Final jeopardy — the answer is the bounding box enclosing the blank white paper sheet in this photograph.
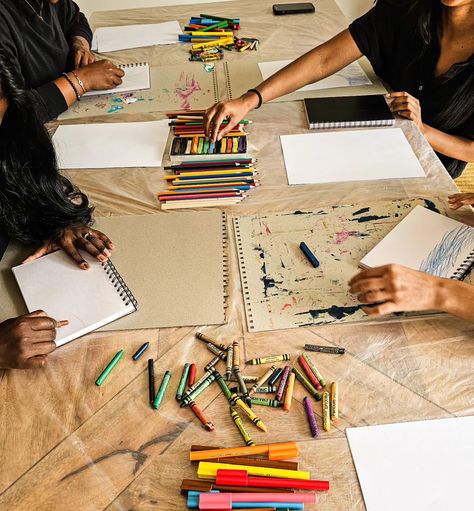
[53,120,170,169]
[92,21,181,52]
[83,63,150,96]
[280,128,425,185]
[346,417,474,511]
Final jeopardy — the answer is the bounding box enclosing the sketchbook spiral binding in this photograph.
[222,212,229,318]
[118,62,148,69]
[102,259,138,309]
[309,119,395,129]
[451,249,474,281]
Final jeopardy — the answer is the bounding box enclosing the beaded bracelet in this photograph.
[247,88,263,109]
[70,70,86,95]
[62,72,81,101]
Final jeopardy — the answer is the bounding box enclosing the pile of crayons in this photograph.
[182,442,330,509]
[174,333,342,444]
[158,112,258,209]
[179,14,258,62]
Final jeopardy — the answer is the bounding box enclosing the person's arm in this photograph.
[349,264,474,322]
[205,29,362,141]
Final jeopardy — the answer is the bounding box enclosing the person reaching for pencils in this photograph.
[204,0,473,179]
[0,50,114,368]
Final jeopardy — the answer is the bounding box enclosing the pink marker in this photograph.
[199,492,317,510]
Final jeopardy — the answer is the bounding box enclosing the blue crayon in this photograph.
[132,342,149,360]
[268,367,284,386]
[300,241,320,268]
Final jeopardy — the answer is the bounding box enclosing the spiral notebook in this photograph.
[83,62,150,97]
[360,206,474,280]
[11,251,137,347]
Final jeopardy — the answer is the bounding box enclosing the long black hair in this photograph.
[0,50,92,244]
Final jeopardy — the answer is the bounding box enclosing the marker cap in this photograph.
[216,469,248,486]
[199,493,231,510]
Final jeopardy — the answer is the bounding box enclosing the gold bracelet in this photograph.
[70,70,86,94]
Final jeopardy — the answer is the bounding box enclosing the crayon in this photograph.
[330,382,338,421]
[299,241,320,268]
[232,386,276,394]
[189,400,215,431]
[249,366,277,396]
[205,355,221,372]
[148,358,155,406]
[176,363,191,401]
[303,397,319,438]
[206,342,227,361]
[196,332,227,351]
[291,368,322,401]
[230,393,267,432]
[131,342,149,361]
[323,391,331,432]
[275,366,290,402]
[246,354,291,366]
[181,371,217,407]
[283,373,295,412]
[268,368,284,386]
[153,371,171,410]
[182,369,214,399]
[95,350,124,386]
[302,354,326,387]
[230,407,255,446]
[233,340,250,406]
[214,369,234,403]
[304,344,345,355]
[226,345,234,381]
[297,355,322,391]
[188,363,197,387]
[229,375,259,384]
[250,397,282,408]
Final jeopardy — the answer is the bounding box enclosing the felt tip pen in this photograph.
[132,342,149,361]
[95,350,124,386]
[299,242,320,268]
[148,359,156,407]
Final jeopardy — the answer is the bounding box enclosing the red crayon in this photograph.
[188,363,197,387]
[189,400,215,432]
[297,355,322,390]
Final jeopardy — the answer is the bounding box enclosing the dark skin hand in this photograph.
[23,224,115,270]
[0,311,67,369]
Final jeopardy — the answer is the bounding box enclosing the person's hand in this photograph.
[448,193,474,210]
[71,36,96,68]
[0,311,66,369]
[75,60,125,92]
[349,264,444,315]
[204,93,257,142]
[387,91,424,132]
[23,224,114,270]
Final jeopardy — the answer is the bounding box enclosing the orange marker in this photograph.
[189,442,298,462]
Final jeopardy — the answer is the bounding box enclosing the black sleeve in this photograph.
[55,0,93,46]
[0,226,9,261]
[0,20,67,122]
[349,0,405,78]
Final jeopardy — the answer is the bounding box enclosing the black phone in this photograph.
[273,3,315,15]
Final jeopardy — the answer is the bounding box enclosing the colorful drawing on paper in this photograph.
[175,72,202,110]
[234,198,447,332]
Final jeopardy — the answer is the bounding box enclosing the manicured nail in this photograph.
[57,320,69,328]
[103,249,111,257]
[98,255,107,262]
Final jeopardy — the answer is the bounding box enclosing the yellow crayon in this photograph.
[323,391,331,432]
[249,365,277,396]
[283,372,295,412]
[190,31,234,37]
[331,382,338,420]
[231,393,267,432]
[247,354,291,365]
[192,37,233,50]
[230,407,255,446]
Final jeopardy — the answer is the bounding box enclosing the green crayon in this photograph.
[302,353,326,387]
[95,350,124,386]
[153,371,172,409]
[182,369,214,399]
[176,363,191,401]
[205,356,221,372]
[180,371,217,407]
[292,367,322,401]
[250,397,282,408]
[246,354,291,365]
[206,343,227,361]
[230,407,255,446]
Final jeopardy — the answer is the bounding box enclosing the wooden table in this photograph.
[1,1,473,510]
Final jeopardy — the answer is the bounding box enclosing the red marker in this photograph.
[188,363,197,387]
[216,469,329,492]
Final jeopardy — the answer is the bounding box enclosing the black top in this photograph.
[0,227,8,261]
[349,1,474,179]
[0,0,92,122]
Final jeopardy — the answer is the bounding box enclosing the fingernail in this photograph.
[109,243,115,249]
[57,320,69,328]
[103,249,111,257]
[81,262,90,270]
[98,255,107,262]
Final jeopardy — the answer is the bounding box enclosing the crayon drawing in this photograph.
[175,72,202,110]
[234,198,446,332]
[420,224,474,277]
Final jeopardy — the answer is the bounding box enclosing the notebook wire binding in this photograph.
[308,119,395,129]
[102,259,138,309]
[451,249,474,281]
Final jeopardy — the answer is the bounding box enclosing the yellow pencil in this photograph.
[283,372,295,412]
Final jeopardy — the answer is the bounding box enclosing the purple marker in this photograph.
[303,396,319,438]
[275,365,291,402]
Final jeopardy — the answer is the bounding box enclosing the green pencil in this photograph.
[153,371,172,409]
[95,350,124,386]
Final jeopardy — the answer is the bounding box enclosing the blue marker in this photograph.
[132,342,150,361]
[300,242,320,268]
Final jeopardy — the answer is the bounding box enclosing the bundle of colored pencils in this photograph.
[158,112,258,210]
[182,443,329,509]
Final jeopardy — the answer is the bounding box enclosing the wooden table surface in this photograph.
[1,1,473,510]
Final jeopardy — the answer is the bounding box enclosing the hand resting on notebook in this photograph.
[0,311,66,369]
[23,225,114,271]
[448,193,474,210]
[349,264,474,322]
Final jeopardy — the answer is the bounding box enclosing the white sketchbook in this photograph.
[52,120,170,169]
[280,128,425,185]
[258,59,372,92]
[346,417,474,511]
[360,205,474,279]
[12,251,137,347]
[93,21,180,52]
[83,63,150,97]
